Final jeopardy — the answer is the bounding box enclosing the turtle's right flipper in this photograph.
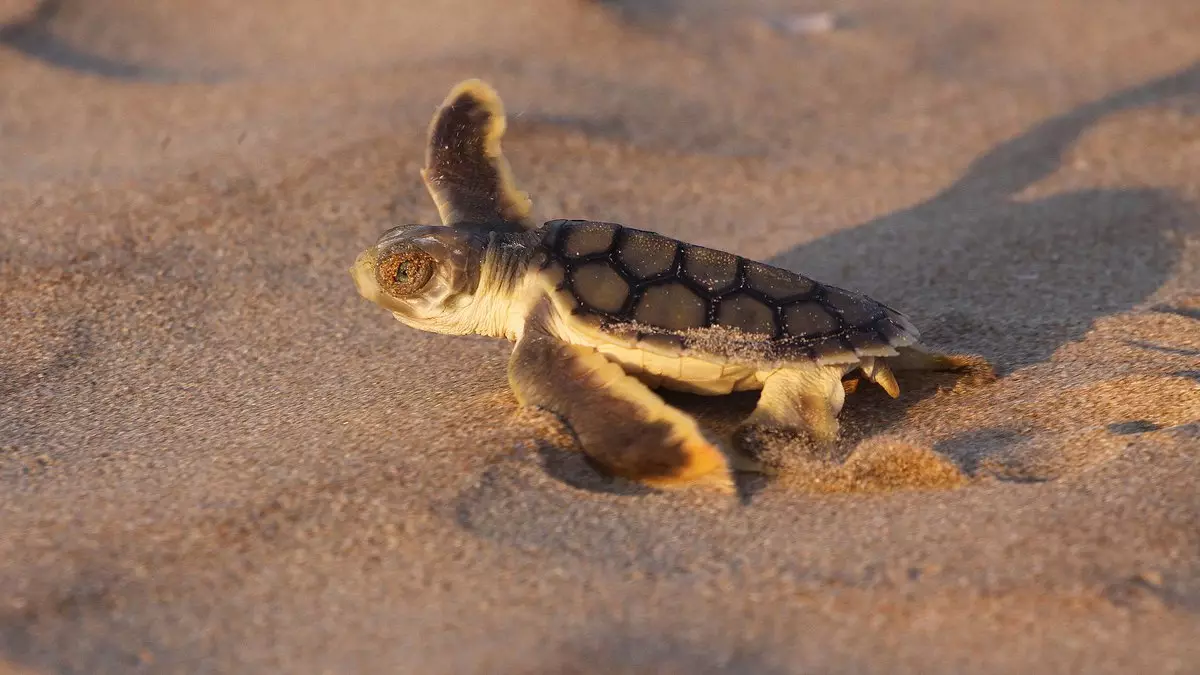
[422,79,534,231]
[508,330,735,492]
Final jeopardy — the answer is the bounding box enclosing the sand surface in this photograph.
[2,0,1200,672]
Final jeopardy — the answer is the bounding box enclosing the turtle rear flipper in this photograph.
[857,357,901,398]
[735,366,847,453]
[890,346,996,381]
[421,79,534,231]
[508,329,737,492]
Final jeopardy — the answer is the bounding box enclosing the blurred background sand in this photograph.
[1,0,1198,673]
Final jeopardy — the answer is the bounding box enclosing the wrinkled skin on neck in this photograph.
[350,224,533,338]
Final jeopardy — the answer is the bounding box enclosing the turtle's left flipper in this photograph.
[508,329,736,492]
[422,79,534,231]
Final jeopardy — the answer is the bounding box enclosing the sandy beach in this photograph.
[2,0,1199,672]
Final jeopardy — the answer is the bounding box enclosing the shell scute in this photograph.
[783,302,840,336]
[619,230,679,279]
[875,317,915,346]
[846,329,898,357]
[744,261,815,301]
[572,262,629,314]
[682,245,739,294]
[539,220,568,251]
[635,283,707,331]
[563,221,618,258]
[823,287,884,326]
[715,293,776,336]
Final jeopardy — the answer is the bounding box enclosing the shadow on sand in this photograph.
[767,63,1200,371]
[0,0,220,82]
[649,62,1199,493]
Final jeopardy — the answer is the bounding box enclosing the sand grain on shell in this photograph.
[2,0,1200,673]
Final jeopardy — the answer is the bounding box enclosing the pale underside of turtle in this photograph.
[350,79,992,492]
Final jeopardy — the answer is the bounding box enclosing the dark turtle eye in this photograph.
[376,248,436,298]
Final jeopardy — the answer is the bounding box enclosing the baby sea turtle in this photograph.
[351,79,990,492]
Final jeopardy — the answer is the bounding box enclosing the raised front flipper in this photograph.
[421,79,534,231]
[508,329,736,492]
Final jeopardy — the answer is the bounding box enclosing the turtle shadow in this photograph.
[931,427,1039,479]
[517,401,770,501]
[531,436,768,502]
[527,63,1200,499]
[532,440,661,497]
[665,62,1200,486]
[765,62,1200,375]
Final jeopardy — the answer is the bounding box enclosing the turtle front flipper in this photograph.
[421,79,534,231]
[508,329,736,492]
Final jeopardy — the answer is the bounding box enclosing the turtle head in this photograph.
[351,224,496,335]
[352,79,539,338]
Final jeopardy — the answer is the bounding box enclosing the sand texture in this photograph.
[2,0,1200,673]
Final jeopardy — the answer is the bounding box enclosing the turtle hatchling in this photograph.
[351,79,991,492]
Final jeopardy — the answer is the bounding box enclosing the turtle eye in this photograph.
[376,248,436,298]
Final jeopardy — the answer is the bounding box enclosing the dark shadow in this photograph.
[1108,420,1163,435]
[534,440,659,497]
[500,64,1200,496]
[0,0,222,82]
[501,408,656,496]
[933,427,1027,476]
[1103,572,1200,614]
[506,398,766,499]
[1126,340,1200,358]
[0,316,93,402]
[1151,304,1200,321]
[0,568,193,675]
[767,62,1200,376]
[1174,422,1200,439]
[533,438,767,503]
[539,629,791,675]
[584,0,678,26]
[629,63,1200,477]
[473,406,767,501]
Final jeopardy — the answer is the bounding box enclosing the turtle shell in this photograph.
[533,219,920,365]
